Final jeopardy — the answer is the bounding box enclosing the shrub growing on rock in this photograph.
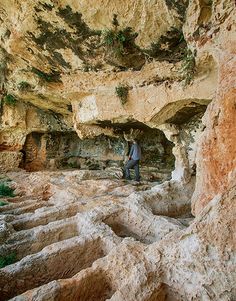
[102,27,138,57]
[115,84,129,105]
[3,94,17,106]
[18,81,31,91]
[0,182,15,198]
[31,67,61,82]
[179,48,196,86]
[0,201,8,206]
[0,252,17,268]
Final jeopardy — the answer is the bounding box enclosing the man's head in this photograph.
[132,139,138,144]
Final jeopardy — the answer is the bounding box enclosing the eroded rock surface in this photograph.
[0,0,235,300]
[0,169,235,301]
[0,170,185,300]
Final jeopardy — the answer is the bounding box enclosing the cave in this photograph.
[19,126,175,182]
[0,1,234,300]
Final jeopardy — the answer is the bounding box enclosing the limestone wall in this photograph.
[0,0,235,215]
[0,1,235,300]
[184,0,236,214]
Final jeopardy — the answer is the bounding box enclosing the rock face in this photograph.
[0,0,235,300]
[192,55,236,214]
[0,0,215,182]
[0,100,175,182]
[186,0,236,214]
[0,101,73,171]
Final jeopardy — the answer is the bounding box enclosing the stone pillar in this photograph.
[158,123,191,184]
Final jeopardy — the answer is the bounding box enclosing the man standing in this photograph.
[125,139,141,181]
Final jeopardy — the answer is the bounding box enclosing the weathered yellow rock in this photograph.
[0,1,235,300]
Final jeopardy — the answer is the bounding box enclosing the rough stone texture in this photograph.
[0,0,235,300]
[0,170,234,301]
[0,101,73,171]
[192,57,236,213]
[0,100,175,181]
[0,170,185,300]
[0,0,213,118]
[0,0,216,186]
[0,152,23,172]
[186,0,236,214]
[0,0,186,71]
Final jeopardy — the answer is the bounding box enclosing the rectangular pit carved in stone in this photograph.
[10,269,116,301]
[0,236,107,301]
[103,214,154,244]
[1,218,78,261]
[103,211,183,245]
[1,201,51,215]
[11,203,79,231]
[70,271,115,301]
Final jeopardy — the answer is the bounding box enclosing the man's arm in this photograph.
[129,145,134,160]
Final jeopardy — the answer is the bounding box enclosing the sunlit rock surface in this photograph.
[0,0,235,300]
[0,169,235,301]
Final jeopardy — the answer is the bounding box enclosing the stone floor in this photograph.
[1,170,234,301]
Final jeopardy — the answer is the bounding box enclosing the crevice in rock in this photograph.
[151,99,210,126]
[166,104,207,125]
[197,0,213,26]
[176,214,194,227]
[0,200,52,215]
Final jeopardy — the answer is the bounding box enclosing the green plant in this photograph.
[31,67,61,82]
[67,162,78,169]
[3,94,17,106]
[206,0,213,6]
[0,182,15,198]
[179,48,196,86]
[18,81,31,91]
[102,25,138,56]
[115,84,129,105]
[143,27,187,62]
[0,201,8,206]
[0,252,17,268]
